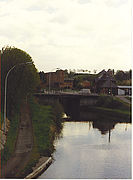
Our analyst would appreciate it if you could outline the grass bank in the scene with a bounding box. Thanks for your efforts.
[1,96,64,178]
[20,97,64,177]
[81,95,131,122]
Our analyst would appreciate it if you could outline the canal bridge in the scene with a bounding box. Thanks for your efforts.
[34,92,100,120]
[34,92,99,106]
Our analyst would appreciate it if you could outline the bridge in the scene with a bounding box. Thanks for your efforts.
[34,92,100,120]
[34,91,100,106]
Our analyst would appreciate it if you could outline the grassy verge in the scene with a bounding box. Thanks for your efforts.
[125,96,132,102]
[96,95,131,110]
[30,97,55,156]
[94,106,130,122]
[20,97,64,177]
[81,95,131,122]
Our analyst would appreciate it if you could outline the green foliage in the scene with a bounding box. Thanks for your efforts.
[114,70,132,85]
[39,71,46,83]
[1,46,40,118]
[93,107,131,122]
[30,98,54,156]
[30,97,63,157]
[51,101,64,132]
[29,97,64,157]
[1,113,19,164]
[116,80,132,86]
[73,73,97,90]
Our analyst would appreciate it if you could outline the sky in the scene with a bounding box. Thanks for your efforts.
[0,0,132,73]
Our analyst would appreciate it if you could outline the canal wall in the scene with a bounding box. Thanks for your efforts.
[25,157,52,179]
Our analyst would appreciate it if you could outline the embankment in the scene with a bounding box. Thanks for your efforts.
[80,95,131,122]
[1,97,64,178]
[18,97,64,178]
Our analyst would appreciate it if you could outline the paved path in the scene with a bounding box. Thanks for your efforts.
[1,101,33,178]
[116,96,131,104]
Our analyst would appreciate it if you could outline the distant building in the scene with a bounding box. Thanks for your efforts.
[94,69,118,95]
[62,79,73,89]
[44,70,73,89]
[81,80,90,89]
[117,86,132,96]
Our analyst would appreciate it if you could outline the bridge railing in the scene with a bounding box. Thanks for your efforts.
[35,90,98,96]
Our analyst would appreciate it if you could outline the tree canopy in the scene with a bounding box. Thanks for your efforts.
[114,70,132,85]
[1,46,40,118]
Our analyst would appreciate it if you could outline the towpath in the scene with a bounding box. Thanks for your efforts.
[1,101,33,178]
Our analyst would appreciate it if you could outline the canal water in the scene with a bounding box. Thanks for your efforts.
[38,121,131,179]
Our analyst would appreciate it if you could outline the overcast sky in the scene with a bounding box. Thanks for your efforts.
[0,0,132,73]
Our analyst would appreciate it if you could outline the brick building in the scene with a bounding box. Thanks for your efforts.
[44,70,73,89]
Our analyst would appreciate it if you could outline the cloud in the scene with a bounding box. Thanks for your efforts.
[50,15,68,24]
[78,0,91,4]
[0,0,131,72]
[105,0,127,7]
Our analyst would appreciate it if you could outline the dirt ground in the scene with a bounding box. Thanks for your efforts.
[1,101,33,178]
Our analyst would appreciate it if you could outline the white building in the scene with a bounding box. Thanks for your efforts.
[117,86,132,96]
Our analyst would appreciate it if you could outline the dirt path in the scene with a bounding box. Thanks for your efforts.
[1,101,33,178]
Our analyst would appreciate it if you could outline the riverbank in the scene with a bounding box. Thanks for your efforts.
[1,97,64,178]
[25,157,52,179]
[20,97,64,178]
[93,95,131,121]
[77,95,131,122]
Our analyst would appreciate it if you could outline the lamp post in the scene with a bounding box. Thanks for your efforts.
[3,61,33,133]
[48,68,60,93]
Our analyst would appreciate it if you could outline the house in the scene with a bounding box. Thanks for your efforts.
[94,69,118,95]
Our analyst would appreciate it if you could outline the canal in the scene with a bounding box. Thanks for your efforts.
[38,121,131,179]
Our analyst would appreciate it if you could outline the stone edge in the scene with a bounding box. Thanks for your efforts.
[25,157,52,179]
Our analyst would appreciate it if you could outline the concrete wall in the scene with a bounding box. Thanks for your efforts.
[80,96,99,106]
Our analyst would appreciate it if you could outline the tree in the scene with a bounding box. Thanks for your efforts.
[93,69,97,74]
[115,70,125,81]
[1,46,40,118]
[115,70,132,81]
[39,71,46,83]
[114,70,132,85]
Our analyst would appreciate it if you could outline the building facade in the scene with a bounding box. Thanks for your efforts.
[44,70,73,89]
[94,69,118,95]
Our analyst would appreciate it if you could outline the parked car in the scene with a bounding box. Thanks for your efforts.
[79,89,91,94]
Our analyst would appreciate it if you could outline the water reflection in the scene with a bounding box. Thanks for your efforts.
[39,121,131,179]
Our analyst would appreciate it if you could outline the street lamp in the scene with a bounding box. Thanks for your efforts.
[3,61,33,133]
[48,68,60,92]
